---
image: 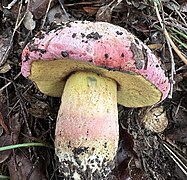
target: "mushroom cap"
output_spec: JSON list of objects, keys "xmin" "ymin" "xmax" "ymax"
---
[{"xmin": 21, "ymin": 21, "xmax": 170, "ymax": 107}]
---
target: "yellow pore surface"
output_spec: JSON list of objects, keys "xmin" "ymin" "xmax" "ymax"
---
[{"xmin": 30, "ymin": 58, "xmax": 162, "ymax": 107}]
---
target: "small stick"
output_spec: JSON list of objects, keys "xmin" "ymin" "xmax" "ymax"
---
[
  {"xmin": 0, "ymin": 72, "xmax": 22, "ymax": 92},
  {"xmin": 154, "ymin": 2, "xmax": 187, "ymax": 65},
  {"xmin": 3, "ymin": 0, "xmax": 18, "ymax": 9},
  {"xmin": 1, "ymin": 0, "xmax": 27, "ymax": 66},
  {"xmin": 58, "ymin": 0, "xmax": 69, "ymax": 20},
  {"xmin": 162, "ymin": 141, "xmax": 187, "ymax": 176},
  {"xmin": 41, "ymin": 0, "xmax": 53, "ymax": 29},
  {"xmin": 166, "ymin": 38, "xmax": 175, "ymax": 98}
]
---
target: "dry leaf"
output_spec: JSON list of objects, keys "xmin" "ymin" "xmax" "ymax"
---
[
  {"xmin": 7, "ymin": 153, "xmax": 47, "ymax": 180},
  {"xmin": 29, "ymin": 0, "xmax": 54, "ymax": 19},
  {"xmin": 164, "ymin": 1, "xmax": 180, "ymax": 11},
  {"xmin": 0, "ymin": 113, "xmax": 23, "ymax": 163},
  {"xmin": 0, "ymin": 35, "xmax": 12, "ymax": 66},
  {"xmin": 23, "ymin": 93, "xmax": 51, "ymax": 119},
  {"xmin": 47, "ymin": 5, "xmax": 75, "ymax": 24},
  {"xmin": 183, "ymin": 71, "xmax": 187, "ymax": 77},
  {"xmin": 181, "ymin": 2, "xmax": 187, "ymax": 12},
  {"xmin": 167, "ymin": 127, "xmax": 187, "ymax": 143},
  {"xmin": 0, "ymin": 112, "xmax": 9, "ymax": 134},
  {"xmin": 23, "ymin": 11, "xmax": 36, "ymax": 31},
  {"xmin": 148, "ymin": 43, "xmax": 163, "ymax": 50},
  {"xmin": 96, "ymin": 5, "xmax": 112, "ymax": 22},
  {"xmin": 0, "ymin": 63, "xmax": 11, "ymax": 73},
  {"xmin": 9, "ymin": 113, "xmax": 23, "ymax": 144},
  {"xmin": 83, "ymin": 6, "xmax": 99, "ymax": 16},
  {"xmin": 0, "ymin": 134, "xmax": 12, "ymax": 163}
]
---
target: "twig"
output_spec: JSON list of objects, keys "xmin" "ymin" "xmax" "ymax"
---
[
  {"xmin": 154, "ymin": 2, "xmax": 187, "ymax": 65},
  {"xmin": 11, "ymin": 81, "xmax": 32, "ymax": 139},
  {"xmin": 41, "ymin": 0, "xmax": 53, "ymax": 29},
  {"xmin": 58, "ymin": 0, "xmax": 69, "ymax": 20},
  {"xmin": 141, "ymin": 152, "xmax": 148, "ymax": 173},
  {"xmin": 0, "ymin": 0, "xmax": 27, "ymax": 66},
  {"xmin": 170, "ymin": 101, "xmax": 187, "ymax": 113},
  {"xmin": 0, "ymin": 72, "xmax": 22, "ymax": 92},
  {"xmin": 175, "ymin": 8, "xmax": 187, "ymax": 27},
  {"xmin": 3, "ymin": 0, "xmax": 18, "ymax": 9},
  {"xmin": 174, "ymin": 97, "xmax": 184, "ymax": 117},
  {"xmin": 162, "ymin": 3, "xmax": 176, "ymax": 98},
  {"xmin": 26, "ymin": 157, "xmax": 40, "ymax": 180},
  {"xmin": 165, "ymin": 21, "xmax": 187, "ymax": 34},
  {"xmin": 166, "ymin": 38, "xmax": 175, "ymax": 98},
  {"xmin": 7, "ymin": 99, "xmax": 20, "ymax": 117},
  {"xmin": 162, "ymin": 141, "xmax": 187, "ymax": 176}
]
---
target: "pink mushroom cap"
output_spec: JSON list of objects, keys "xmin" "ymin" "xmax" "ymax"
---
[{"xmin": 21, "ymin": 21, "xmax": 170, "ymax": 107}]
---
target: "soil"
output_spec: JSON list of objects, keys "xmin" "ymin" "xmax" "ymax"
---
[{"xmin": 0, "ymin": 0, "xmax": 187, "ymax": 180}]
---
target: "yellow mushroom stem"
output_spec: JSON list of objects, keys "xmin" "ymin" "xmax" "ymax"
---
[{"xmin": 55, "ymin": 71, "xmax": 119, "ymax": 179}]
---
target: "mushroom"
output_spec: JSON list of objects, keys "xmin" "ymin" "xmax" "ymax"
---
[
  {"xmin": 140, "ymin": 106, "xmax": 168, "ymax": 133},
  {"xmin": 21, "ymin": 21, "xmax": 170, "ymax": 179}
]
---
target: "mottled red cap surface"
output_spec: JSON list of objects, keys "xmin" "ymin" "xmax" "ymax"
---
[{"xmin": 22, "ymin": 21, "xmax": 170, "ymax": 107}]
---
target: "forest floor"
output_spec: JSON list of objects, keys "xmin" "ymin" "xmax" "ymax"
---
[{"xmin": 0, "ymin": 0, "xmax": 187, "ymax": 179}]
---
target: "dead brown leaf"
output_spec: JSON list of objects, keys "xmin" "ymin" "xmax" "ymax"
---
[
  {"xmin": 96, "ymin": 5, "xmax": 112, "ymax": 22},
  {"xmin": 167, "ymin": 126, "xmax": 187, "ymax": 143},
  {"xmin": 0, "ymin": 113, "xmax": 23, "ymax": 163},
  {"xmin": 0, "ymin": 134, "xmax": 12, "ymax": 163},
  {"xmin": 9, "ymin": 113, "xmax": 23, "ymax": 144},
  {"xmin": 183, "ymin": 70, "xmax": 187, "ymax": 78},
  {"xmin": 0, "ymin": 63, "xmax": 11, "ymax": 73},
  {"xmin": 47, "ymin": 5, "xmax": 75, "ymax": 24},
  {"xmin": 23, "ymin": 93, "xmax": 51, "ymax": 119},
  {"xmin": 0, "ymin": 112, "xmax": 9, "ymax": 134},
  {"xmin": 28, "ymin": 0, "xmax": 54, "ymax": 19},
  {"xmin": 181, "ymin": 2, "xmax": 187, "ymax": 12},
  {"xmin": 7, "ymin": 152, "xmax": 47, "ymax": 180},
  {"xmin": 0, "ymin": 35, "xmax": 12, "ymax": 67},
  {"xmin": 83, "ymin": 6, "xmax": 99, "ymax": 16},
  {"xmin": 148, "ymin": 43, "xmax": 163, "ymax": 50}
]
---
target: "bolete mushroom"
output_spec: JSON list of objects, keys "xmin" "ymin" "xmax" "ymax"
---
[{"xmin": 21, "ymin": 21, "xmax": 170, "ymax": 179}]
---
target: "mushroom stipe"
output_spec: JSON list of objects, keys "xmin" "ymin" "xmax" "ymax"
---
[{"xmin": 55, "ymin": 71, "xmax": 118, "ymax": 179}]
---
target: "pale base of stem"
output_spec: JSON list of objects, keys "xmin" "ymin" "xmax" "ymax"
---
[{"xmin": 55, "ymin": 71, "xmax": 119, "ymax": 179}]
